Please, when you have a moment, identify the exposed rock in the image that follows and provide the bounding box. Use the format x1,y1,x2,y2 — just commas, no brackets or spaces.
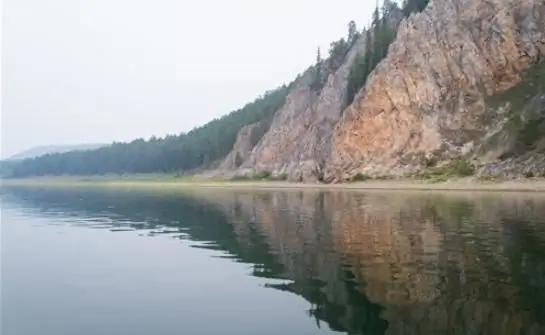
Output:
237,23,397,181
214,123,260,176
324,0,545,182
215,0,545,182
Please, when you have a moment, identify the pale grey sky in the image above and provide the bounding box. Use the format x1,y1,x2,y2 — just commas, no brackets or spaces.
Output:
1,0,377,158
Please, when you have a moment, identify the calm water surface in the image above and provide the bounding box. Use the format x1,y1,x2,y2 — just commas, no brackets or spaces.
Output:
2,187,545,335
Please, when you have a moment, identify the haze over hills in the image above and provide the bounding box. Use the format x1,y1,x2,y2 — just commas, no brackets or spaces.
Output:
6,144,108,161
3,0,544,181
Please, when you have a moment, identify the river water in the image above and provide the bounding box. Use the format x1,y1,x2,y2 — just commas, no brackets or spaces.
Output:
2,186,545,334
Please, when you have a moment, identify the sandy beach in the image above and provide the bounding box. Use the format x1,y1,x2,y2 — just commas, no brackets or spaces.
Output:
3,177,545,192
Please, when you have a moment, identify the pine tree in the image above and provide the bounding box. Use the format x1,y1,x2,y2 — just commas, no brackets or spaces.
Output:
311,47,323,91
347,20,358,46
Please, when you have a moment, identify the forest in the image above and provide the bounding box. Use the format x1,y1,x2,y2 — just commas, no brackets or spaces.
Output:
2,86,289,177
2,0,429,178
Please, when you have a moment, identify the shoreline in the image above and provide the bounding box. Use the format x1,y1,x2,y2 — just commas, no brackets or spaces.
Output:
2,177,545,192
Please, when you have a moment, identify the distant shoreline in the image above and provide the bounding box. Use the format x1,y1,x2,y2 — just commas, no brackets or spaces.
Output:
2,176,545,193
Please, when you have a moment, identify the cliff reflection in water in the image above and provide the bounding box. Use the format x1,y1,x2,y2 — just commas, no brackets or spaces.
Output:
4,187,545,335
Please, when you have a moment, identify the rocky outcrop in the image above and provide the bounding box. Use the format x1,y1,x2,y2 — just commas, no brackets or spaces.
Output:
215,123,259,174
216,0,545,182
325,0,545,181
236,26,391,181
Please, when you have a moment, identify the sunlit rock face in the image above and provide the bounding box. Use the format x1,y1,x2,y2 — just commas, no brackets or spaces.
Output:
238,33,372,182
326,0,545,181
220,0,545,181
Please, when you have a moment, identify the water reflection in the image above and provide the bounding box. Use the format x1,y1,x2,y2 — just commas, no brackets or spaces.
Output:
2,187,545,334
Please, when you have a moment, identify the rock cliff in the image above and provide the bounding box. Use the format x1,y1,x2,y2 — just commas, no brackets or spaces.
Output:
218,0,545,182
326,0,545,181
236,33,375,182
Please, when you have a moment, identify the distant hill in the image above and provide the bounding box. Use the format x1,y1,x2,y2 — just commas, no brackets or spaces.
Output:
7,143,108,161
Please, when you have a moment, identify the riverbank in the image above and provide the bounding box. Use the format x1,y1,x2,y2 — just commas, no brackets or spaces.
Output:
2,176,545,192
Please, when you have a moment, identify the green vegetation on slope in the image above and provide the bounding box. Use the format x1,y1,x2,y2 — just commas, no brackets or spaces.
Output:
311,21,361,91
481,60,545,160
345,0,429,108
417,159,476,183
487,60,545,111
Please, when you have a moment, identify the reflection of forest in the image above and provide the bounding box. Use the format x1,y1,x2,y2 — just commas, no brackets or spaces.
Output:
4,187,545,334
197,190,545,335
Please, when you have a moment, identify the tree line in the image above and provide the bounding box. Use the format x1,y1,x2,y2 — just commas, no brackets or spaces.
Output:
311,20,360,91
2,85,289,177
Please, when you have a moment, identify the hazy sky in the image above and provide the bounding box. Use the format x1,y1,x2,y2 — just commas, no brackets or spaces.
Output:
2,0,377,158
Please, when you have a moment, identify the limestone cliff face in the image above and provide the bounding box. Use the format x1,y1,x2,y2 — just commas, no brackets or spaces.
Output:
237,34,375,182
325,0,545,181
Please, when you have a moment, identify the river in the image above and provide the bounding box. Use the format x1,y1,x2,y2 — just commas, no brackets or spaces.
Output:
2,186,545,334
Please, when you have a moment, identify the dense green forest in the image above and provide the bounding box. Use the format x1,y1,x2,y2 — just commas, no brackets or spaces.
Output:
2,0,430,178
